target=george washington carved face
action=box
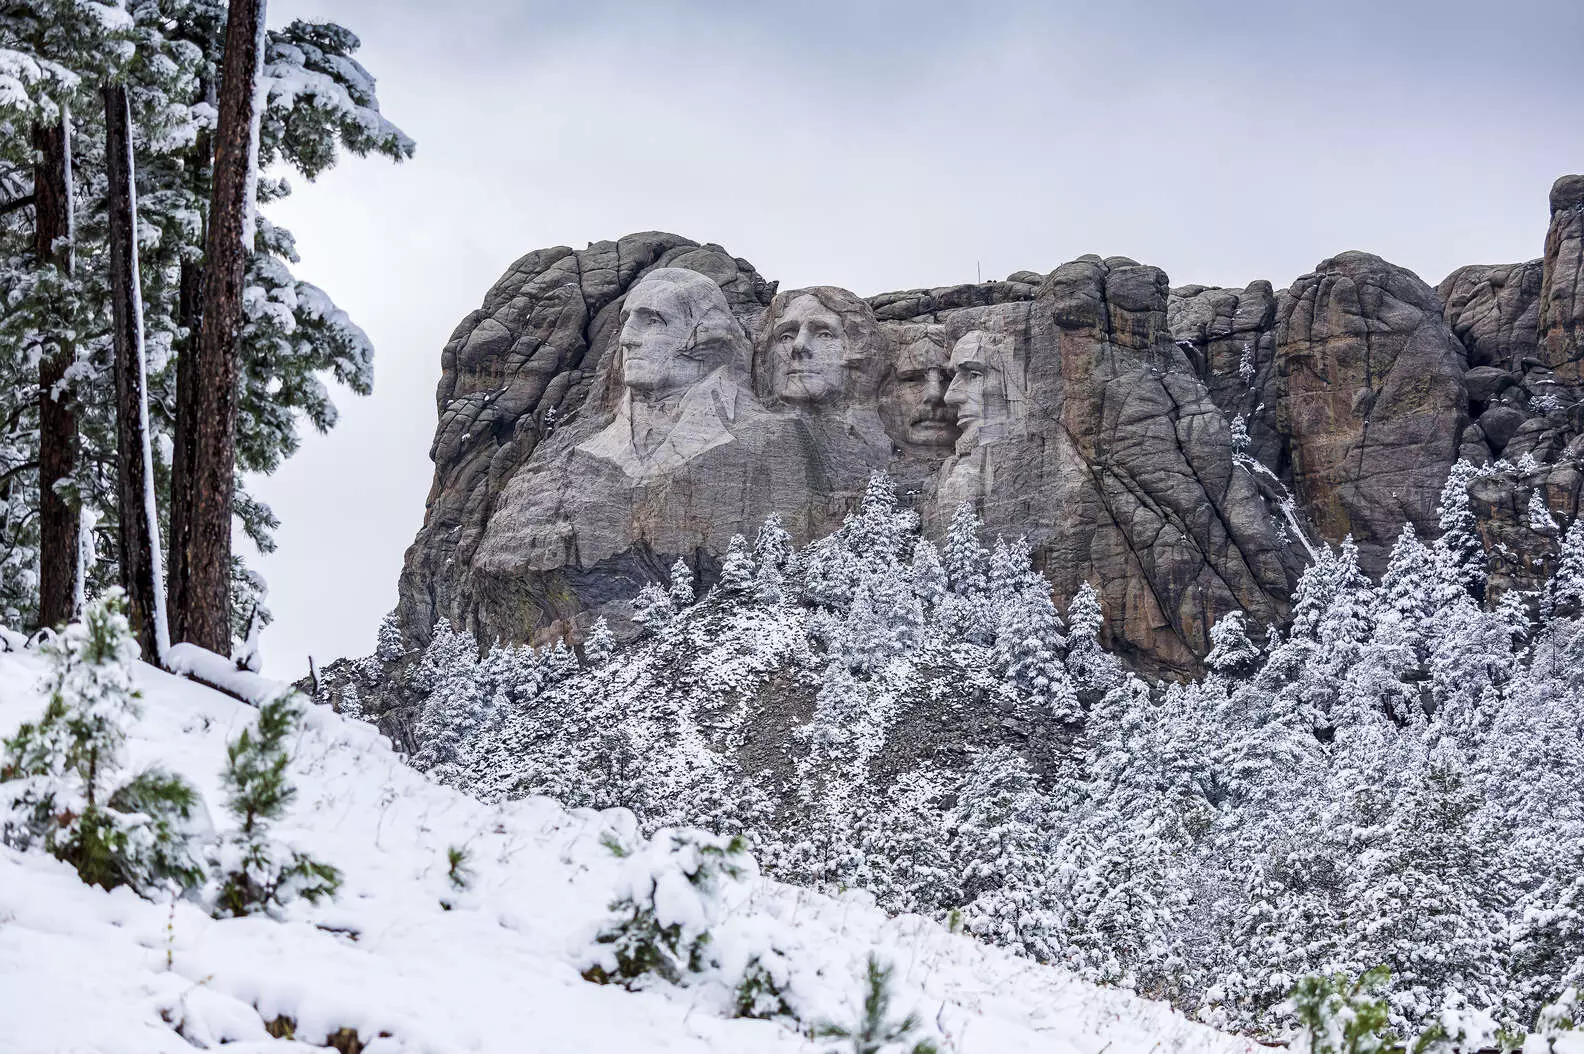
[618,268,741,399]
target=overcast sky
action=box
[249,0,1584,677]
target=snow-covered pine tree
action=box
[632,581,676,633]
[1064,582,1121,696]
[909,538,946,610]
[942,502,989,596]
[1543,517,1584,619]
[1433,459,1485,595]
[583,616,617,667]
[719,534,754,596]
[375,610,407,665]
[1205,610,1261,675]
[994,582,1078,718]
[668,558,695,607]
[214,690,341,917]
[951,746,1056,960]
[0,590,206,895]
[753,512,792,603]
[412,619,484,774]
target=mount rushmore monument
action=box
[396,175,1584,675]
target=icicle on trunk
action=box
[33,107,78,629]
[105,83,170,662]
[170,0,267,653]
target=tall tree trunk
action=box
[32,111,78,629]
[170,0,265,653]
[167,79,211,640]
[105,83,169,663]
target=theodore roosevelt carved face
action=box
[880,323,960,457]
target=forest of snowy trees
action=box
[0,0,408,656]
[377,468,1584,1040]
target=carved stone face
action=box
[944,331,993,454]
[618,273,729,398]
[768,294,850,405]
[881,326,960,456]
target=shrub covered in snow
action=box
[582,825,755,988]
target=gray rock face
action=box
[1273,251,1472,572]
[397,177,1584,676]
[1438,261,1544,370]
[1541,174,1584,387]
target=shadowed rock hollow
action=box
[396,177,1584,677]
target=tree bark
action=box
[167,80,211,644]
[32,113,78,629]
[170,0,265,653]
[105,83,168,662]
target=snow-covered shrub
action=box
[1286,968,1400,1054]
[813,953,940,1054]
[0,591,208,896]
[581,827,755,988]
[213,691,341,917]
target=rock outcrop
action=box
[397,177,1584,677]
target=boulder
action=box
[1540,174,1584,387]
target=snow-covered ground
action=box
[0,644,1260,1054]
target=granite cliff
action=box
[394,176,1584,677]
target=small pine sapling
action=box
[214,691,341,917]
[439,844,474,910]
[582,827,754,988]
[814,953,940,1054]
[1,591,207,896]
[733,953,795,1021]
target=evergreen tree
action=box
[1544,518,1584,619]
[942,502,988,596]
[214,690,341,916]
[1433,459,1484,594]
[374,610,407,665]
[909,538,946,610]
[995,583,1078,718]
[632,581,676,633]
[0,590,206,895]
[1205,610,1260,675]
[718,533,754,595]
[952,746,1055,959]
[584,616,616,666]
[667,557,695,607]
[1065,582,1121,695]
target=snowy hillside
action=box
[0,636,1259,1054]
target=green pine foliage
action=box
[1287,968,1402,1054]
[214,691,340,917]
[0,591,206,896]
[813,953,939,1054]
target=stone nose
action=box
[923,369,949,402]
[944,372,968,407]
[790,327,814,359]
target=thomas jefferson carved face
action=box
[768,294,850,405]
[880,325,960,457]
[618,269,739,399]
